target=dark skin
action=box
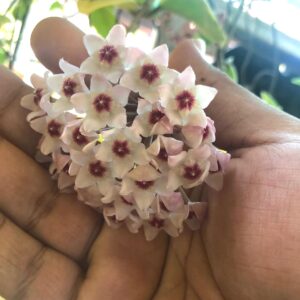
[0,17,299,300]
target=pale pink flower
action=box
[185,202,207,230]
[81,25,127,83]
[120,44,177,101]
[77,185,105,210]
[205,147,231,191]
[47,59,87,99]
[95,127,149,178]
[167,145,211,190]
[71,74,130,132]
[120,164,169,211]
[49,150,74,191]
[131,99,173,137]
[61,119,97,151]
[181,117,216,148]
[159,66,217,126]
[147,135,183,171]
[69,148,115,196]
[21,73,49,112]
[30,113,74,155]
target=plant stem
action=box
[179,187,190,204]
[9,0,32,70]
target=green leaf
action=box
[50,1,63,11]
[161,0,226,45]
[12,0,28,20]
[78,0,136,14]
[260,91,282,110]
[0,48,8,65]
[224,57,238,82]
[89,7,116,37]
[291,77,300,86]
[0,15,10,29]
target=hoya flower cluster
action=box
[21,25,230,241]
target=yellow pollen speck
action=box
[97,134,105,143]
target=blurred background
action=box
[0,0,300,119]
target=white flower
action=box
[159,66,217,126]
[181,116,216,148]
[147,135,183,172]
[131,99,173,137]
[71,74,130,133]
[81,24,127,83]
[30,113,74,155]
[185,202,207,230]
[120,44,177,101]
[47,59,87,99]
[95,127,149,178]
[120,164,169,211]
[21,73,49,112]
[69,147,114,196]
[167,145,211,190]
[61,119,97,151]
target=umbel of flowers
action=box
[21,25,230,241]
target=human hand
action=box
[0,17,299,300]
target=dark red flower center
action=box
[135,180,154,190]
[62,78,77,97]
[176,90,195,110]
[72,127,88,146]
[99,45,118,64]
[112,140,130,158]
[149,217,164,228]
[157,148,168,161]
[93,94,112,112]
[33,88,43,105]
[183,164,201,180]
[89,161,106,177]
[47,120,62,137]
[140,64,160,84]
[149,109,165,124]
[203,125,209,139]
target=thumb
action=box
[169,40,300,151]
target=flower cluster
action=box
[21,25,230,241]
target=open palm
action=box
[0,18,299,300]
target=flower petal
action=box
[149,44,169,66]
[107,24,126,46]
[47,74,64,93]
[83,34,105,55]
[110,85,130,106]
[71,93,90,113]
[193,85,217,109]
[177,66,195,89]
[59,58,79,75]
[90,74,111,93]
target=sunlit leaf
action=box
[50,1,64,11]
[260,91,282,110]
[12,0,28,20]
[89,7,116,37]
[224,57,238,82]
[0,15,10,29]
[78,0,136,14]
[291,77,300,86]
[161,0,226,45]
[0,48,8,65]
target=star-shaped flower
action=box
[71,74,130,132]
[120,44,177,100]
[131,99,173,137]
[81,24,128,83]
[159,66,217,126]
[167,145,211,190]
[95,127,149,178]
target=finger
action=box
[169,40,300,150]
[31,17,88,73]
[0,66,40,156]
[0,137,101,262]
[77,225,168,300]
[0,212,82,300]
